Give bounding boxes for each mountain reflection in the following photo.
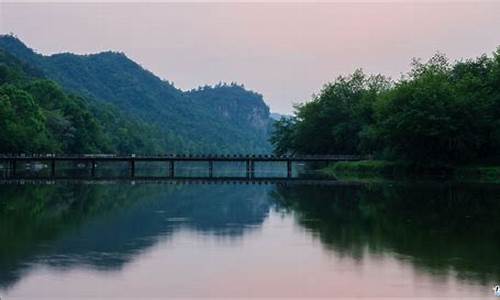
[0,183,272,289]
[272,182,500,286]
[2,180,500,294]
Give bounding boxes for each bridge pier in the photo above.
[208,160,213,178]
[91,160,96,177]
[130,159,135,177]
[169,160,175,178]
[246,160,249,178]
[246,160,255,179]
[287,160,292,178]
[6,160,11,176]
[50,159,56,177]
[11,159,16,177]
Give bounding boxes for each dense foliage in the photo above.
[0,49,167,153]
[186,83,271,153]
[0,35,272,154]
[271,50,500,165]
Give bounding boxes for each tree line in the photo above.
[0,35,272,154]
[0,49,166,154]
[271,49,500,165]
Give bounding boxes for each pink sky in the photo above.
[1,2,500,113]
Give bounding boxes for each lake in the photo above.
[0,179,499,298]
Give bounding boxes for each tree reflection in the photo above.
[0,182,271,289]
[272,182,500,286]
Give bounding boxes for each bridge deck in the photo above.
[0,154,362,179]
[0,154,361,162]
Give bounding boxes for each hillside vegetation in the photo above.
[271,50,500,167]
[0,49,168,153]
[0,35,272,154]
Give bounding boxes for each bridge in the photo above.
[0,154,362,179]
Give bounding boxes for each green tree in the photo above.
[270,117,296,155]
[0,85,54,152]
[376,53,498,164]
[271,49,500,165]
[271,70,389,155]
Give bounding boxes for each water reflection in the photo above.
[0,180,499,297]
[0,183,271,289]
[272,182,500,286]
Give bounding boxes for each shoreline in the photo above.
[320,160,500,182]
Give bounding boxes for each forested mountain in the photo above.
[186,84,271,150]
[0,49,168,153]
[0,35,272,153]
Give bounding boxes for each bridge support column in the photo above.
[169,160,175,178]
[287,160,292,178]
[208,160,213,178]
[91,160,96,177]
[11,159,16,177]
[246,159,255,179]
[50,159,56,177]
[6,160,11,177]
[246,160,250,179]
[130,159,135,178]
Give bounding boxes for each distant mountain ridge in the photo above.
[0,46,181,154]
[0,35,272,153]
[270,112,291,121]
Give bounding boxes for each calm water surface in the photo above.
[0,180,499,299]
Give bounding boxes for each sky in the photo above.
[1,1,500,114]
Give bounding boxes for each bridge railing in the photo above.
[0,153,364,160]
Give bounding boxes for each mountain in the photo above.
[0,48,168,154]
[270,112,291,121]
[186,84,271,149]
[0,35,272,153]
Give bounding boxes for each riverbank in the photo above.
[321,160,500,182]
